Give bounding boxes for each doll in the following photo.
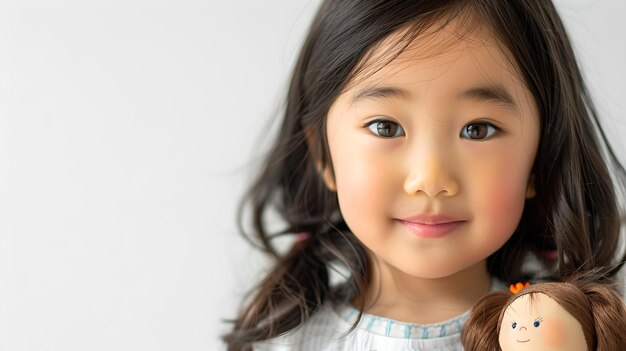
[462,279,626,350]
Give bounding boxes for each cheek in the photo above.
[336,161,385,216]
[331,139,397,235]
[538,318,565,347]
[483,166,525,222]
[463,149,530,237]
[498,323,517,350]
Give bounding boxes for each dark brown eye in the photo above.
[366,120,405,138]
[461,122,500,140]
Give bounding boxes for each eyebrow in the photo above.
[351,84,518,111]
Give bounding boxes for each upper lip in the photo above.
[398,214,464,225]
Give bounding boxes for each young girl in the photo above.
[223,1,626,350]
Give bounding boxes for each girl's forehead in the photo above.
[347,17,522,93]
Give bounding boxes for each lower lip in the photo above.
[398,220,465,238]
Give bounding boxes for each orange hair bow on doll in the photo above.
[508,282,530,294]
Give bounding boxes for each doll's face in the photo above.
[323,20,540,279]
[499,293,587,351]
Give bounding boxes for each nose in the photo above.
[519,326,527,331]
[403,144,459,198]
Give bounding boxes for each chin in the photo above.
[399,264,473,280]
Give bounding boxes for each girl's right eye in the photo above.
[365,119,405,138]
[511,321,517,329]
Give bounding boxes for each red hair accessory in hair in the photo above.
[289,232,312,253]
[296,232,311,241]
[509,282,530,294]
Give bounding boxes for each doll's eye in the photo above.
[533,321,540,328]
[512,322,517,329]
[365,119,405,138]
[460,121,501,140]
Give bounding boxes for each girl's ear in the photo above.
[320,166,337,192]
[526,173,536,199]
[305,127,337,192]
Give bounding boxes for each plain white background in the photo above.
[1,1,624,350]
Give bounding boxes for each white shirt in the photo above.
[253,279,506,351]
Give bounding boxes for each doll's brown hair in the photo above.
[223,1,626,349]
[462,280,626,350]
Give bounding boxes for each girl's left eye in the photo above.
[533,321,540,328]
[460,122,501,140]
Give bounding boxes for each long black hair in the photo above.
[222,1,626,349]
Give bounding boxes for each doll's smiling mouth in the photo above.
[516,339,530,343]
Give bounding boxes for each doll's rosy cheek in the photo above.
[539,318,565,347]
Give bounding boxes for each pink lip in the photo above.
[398,220,465,238]
[400,213,462,225]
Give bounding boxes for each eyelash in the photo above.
[364,118,502,140]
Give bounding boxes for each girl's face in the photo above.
[323,22,540,279]
[499,293,587,351]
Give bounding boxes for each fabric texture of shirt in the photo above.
[252,278,506,351]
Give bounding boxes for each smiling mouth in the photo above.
[516,339,530,343]
[397,219,465,238]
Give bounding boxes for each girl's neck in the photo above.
[350,259,491,324]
